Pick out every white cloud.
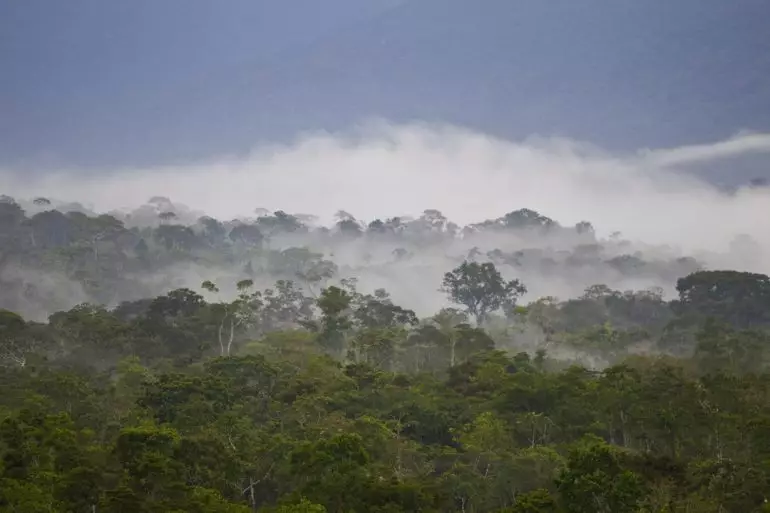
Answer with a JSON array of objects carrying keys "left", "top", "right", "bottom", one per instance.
[
  {"left": 640, "top": 131, "right": 770, "bottom": 167},
  {"left": 2, "top": 122, "right": 769, "bottom": 257}
]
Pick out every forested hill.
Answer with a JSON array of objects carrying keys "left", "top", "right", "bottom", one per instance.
[{"left": 2, "top": 194, "right": 770, "bottom": 511}]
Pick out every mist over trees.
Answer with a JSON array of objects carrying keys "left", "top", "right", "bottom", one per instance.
[
  {"left": 0, "top": 194, "right": 710, "bottom": 322},
  {"left": 1, "top": 194, "right": 770, "bottom": 511}
]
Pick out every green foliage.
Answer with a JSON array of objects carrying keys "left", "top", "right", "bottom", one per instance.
[
  {"left": 272, "top": 497, "right": 327, "bottom": 513},
  {"left": 1, "top": 214, "right": 770, "bottom": 512},
  {"left": 442, "top": 261, "right": 527, "bottom": 326},
  {"left": 675, "top": 270, "right": 770, "bottom": 329},
  {"left": 556, "top": 439, "right": 646, "bottom": 513}
]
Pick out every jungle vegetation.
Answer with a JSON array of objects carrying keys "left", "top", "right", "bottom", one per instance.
[{"left": 1, "top": 194, "right": 770, "bottom": 512}]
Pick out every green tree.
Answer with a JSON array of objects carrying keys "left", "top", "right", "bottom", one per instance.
[
  {"left": 442, "top": 261, "right": 526, "bottom": 326},
  {"left": 556, "top": 439, "right": 646, "bottom": 513},
  {"left": 316, "top": 286, "right": 353, "bottom": 357},
  {"left": 674, "top": 270, "right": 770, "bottom": 328},
  {"left": 202, "top": 279, "right": 263, "bottom": 357}
]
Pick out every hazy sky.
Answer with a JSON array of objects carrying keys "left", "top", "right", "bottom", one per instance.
[{"left": 2, "top": 0, "right": 770, "bottom": 173}]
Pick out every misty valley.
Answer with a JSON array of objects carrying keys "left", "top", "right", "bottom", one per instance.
[{"left": 1, "top": 194, "right": 770, "bottom": 512}]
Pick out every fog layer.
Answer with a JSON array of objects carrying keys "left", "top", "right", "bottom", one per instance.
[
  {"left": 2, "top": 123, "right": 769, "bottom": 318},
  {"left": 3, "top": 123, "right": 768, "bottom": 246}
]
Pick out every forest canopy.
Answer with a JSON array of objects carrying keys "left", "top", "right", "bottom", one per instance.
[{"left": 1, "top": 194, "right": 770, "bottom": 512}]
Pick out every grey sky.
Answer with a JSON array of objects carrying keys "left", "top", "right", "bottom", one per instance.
[{"left": 1, "top": 0, "right": 769, "bottom": 177}]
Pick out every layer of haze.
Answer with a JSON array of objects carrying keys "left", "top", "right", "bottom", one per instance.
[
  {"left": 4, "top": 122, "right": 770, "bottom": 247},
  {"left": 3, "top": 123, "right": 770, "bottom": 318}
]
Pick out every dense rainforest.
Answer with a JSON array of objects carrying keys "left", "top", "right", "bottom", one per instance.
[{"left": 1, "top": 194, "right": 770, "bottom": 512}]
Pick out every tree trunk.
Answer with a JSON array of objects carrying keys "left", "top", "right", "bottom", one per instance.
[
  {"left": 248, "top": 478, "right": 256, "bottom": 512},
  {"left": 226, "top": 317, "right": 236, "bottom": 356},
  {"left": 619, "top": 409, "right": 628, "bottom": 448},
  {"left": 218, "top": 319, "right": 226, "bottom": 356}
]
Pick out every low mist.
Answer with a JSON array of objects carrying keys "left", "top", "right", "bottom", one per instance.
[{"left": 2, "top": 122, "right": 770, "bottom": 319}]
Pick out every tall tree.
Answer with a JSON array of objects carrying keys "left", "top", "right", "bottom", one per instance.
[
  {"left": 674, "top": 270, "right": 770, "bottom": 328},
  {"left": 442, "top": 261, "right": 526, "bottom": 326},
  {"left": 202, "top": 280, "right": 263, "bottom": 357}
]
